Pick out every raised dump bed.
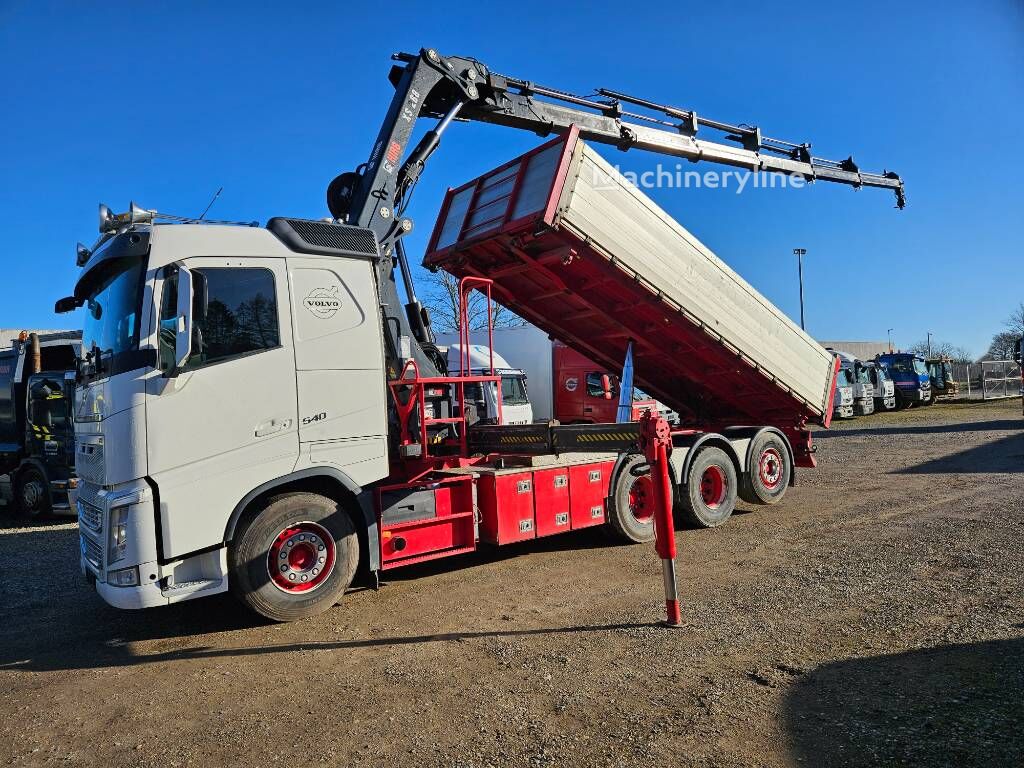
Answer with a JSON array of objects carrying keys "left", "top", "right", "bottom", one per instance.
[{"left": 423, "top": 128, "right": 839, "bottom": 460}]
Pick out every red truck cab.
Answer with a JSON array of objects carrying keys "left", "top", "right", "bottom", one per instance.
[{"left": 552, "top": 342, "right": 657, "bottom": 424}]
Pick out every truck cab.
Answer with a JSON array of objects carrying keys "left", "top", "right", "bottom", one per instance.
[
  {"left": 0, "top": 333, "right": 80, "bottom": 515},
  {"left": 864, "top": 361, "right": 896, "bottom": 411},
  {"left": 833, "top": 353, "right": 874, "bottom": 416},
  {"left": 925, "top": 357, "right": 958, "bottom": 401},
  {"left": 552, "top": 342, "right": 658, "bottom": 424},
  {"left": 832, "top": 364, "right": 856, "bottom": 419},
  {"left": 876, "top": 352, "right": 931, "bottom": 409},
  {"left": 444, "top": 344, "right": 532, "bottom": 425}
]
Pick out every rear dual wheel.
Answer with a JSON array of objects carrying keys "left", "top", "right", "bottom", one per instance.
[
  {"left": 678, "top": 446, "right": 738, "bottom": 528},
  {"left": 230, "top": 492, "right": 359, "bottom": 622},
  {"left": 607, "top": 454, "right": 657, "bottom": 544},
  {"left": 738, "top": 434, "right": 791, "bottom": 506}
]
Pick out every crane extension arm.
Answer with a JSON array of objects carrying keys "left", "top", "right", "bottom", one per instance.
[{"left": 329, "top": 47, "right": 905, "bottom": 377}]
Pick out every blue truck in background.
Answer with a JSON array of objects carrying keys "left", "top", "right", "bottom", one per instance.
[{"left": 875, "top": 352, "right": 932, "bottom": 409}]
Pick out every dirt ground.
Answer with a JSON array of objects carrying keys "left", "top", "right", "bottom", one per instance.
[{"left": 1, "top": 399, "right": 1022, "bottom": 767}]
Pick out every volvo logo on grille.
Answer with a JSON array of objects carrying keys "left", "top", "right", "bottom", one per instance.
[{"left": 304, "top": 286, "right": 342, "bottom": 319}]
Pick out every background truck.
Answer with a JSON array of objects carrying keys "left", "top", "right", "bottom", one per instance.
[
  {"left": 441, "top": 343, "right": 532, "bottom": 425},
  {"left": 56, "top": 46, "right": 902, "bottom": 622},
  {"left": 832, "top": 362, "right": 856, "bottom": 419},
  {"left": 863, "top": 360, "right": 897, "bottom": 410},
  {"left": 0, "top": 331, "right": 81, "bottom": 515},
  {"left": 925, "top": 356, "right": 958, "bottom": 400},
  {"left": 438, "top": 325, "right": 662, "bottom": 424},
  {"left": 876, "top": 352, "right": 932, "bottom": 408},
  {"left": 830, "top": 351, "right": 874, "bottom": 416}
]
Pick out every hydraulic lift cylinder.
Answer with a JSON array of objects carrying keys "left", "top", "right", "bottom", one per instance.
[{"left": 639, "top": 412, "right": 681, "bottom": 626}]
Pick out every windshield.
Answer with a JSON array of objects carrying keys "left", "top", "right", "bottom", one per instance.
[
  {"left": 873, "top": 366, "right": 889, "bottom": 382},
  {"left": 29, "top": 378, "right": 70, "bottom": 429},
  {"left": 501, "top": 375, "right": 529, "bottom": 405},
  {"left": 855, "top": 365, "right": 870, "bottom": 385},
  {"left": 81, "top": 259, "right": 144, "bottom": 359},
  {"left": 883, "top": 356, "right": 918, "bottom": 375},
  {"left": 913, "top": 358, "right": 928, "bottom": 376},
  {"left": 837, "top": 369, "right": 854, "bottom": 387}
]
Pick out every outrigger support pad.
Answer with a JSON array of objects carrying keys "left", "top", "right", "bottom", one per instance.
[{"left": 638, "top": 411, "right": 681, "bottom": 627}]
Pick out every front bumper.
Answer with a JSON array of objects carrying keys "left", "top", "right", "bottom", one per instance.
[{"left": 77, "top": 479, "right": 228, "bottom": 609}]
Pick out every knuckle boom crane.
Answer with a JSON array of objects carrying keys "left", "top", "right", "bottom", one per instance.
[{"left": 327, "top": 47, "right": 905, "bottom": 380}]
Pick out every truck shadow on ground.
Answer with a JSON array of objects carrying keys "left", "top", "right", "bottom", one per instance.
[
  {"left": 815, "top": 417, "right": 1022, "bottom": 439},
  {"left": 896, "top": 431, "right": 1024, "bottom": 474},
  {"left": 784, "top": 636, "right": 1024, "bottom": 767},
  {"left": 0, "top": 523, "right": 662, "bottom": 674}
]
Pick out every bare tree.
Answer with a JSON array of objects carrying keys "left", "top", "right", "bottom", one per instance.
[
  {"left": 985, "top": 331, "right": 1020, "bottom": 361},
  {"left": 1005, "top": 302, "right": 1024, "bottom": 335},
  {"left": 420, "top": 269, "right": 526, "bottom": 334},
  {"left": 906, "top": 339, "right": 972, "bottom": 364}
]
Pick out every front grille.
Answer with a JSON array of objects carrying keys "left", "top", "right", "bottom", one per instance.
[
  {"left": 81, "top": 533, "right": 102, "bottom": 574},
  {"left": 76, "top": 440, "right": 105, "bottom": 484},
  {"left": 78, "top": 498, "right": 103, "bottom": 535},
  {"left": 284, "top": 219, "right": 377, "bottom": 255}
]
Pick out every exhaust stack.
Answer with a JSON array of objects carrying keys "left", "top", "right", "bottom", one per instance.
[{"left": 29, "top": 332, "right": 41, "bottom": 374}]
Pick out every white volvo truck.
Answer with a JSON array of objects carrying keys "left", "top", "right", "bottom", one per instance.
[{"left": 56, "top": 47, "right": 903, "bottom": 621}]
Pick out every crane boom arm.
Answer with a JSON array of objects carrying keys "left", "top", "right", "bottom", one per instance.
[{"left": 329, "top": 47, "right": 905, "bottom": 379}]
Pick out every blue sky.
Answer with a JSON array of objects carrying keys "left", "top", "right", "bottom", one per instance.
[{"left": 1, "top": 1, "right": 1021, "bottom": 357}]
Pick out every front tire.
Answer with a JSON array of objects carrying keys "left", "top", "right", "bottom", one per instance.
[
  {"left": 230, "top": 492, "right": 359, "bottom": 622},
  {"left": 678, "top": 446, "right": 738, "bottom": 528},
  {"left": 15, "top": 467, "right": 51, "bottom": 517},
  {"left": 738, "top": 434, "right": 791, "bottom": 506},
  {"left": 606, "top": 453, "right": 657, "bottom": 544}
]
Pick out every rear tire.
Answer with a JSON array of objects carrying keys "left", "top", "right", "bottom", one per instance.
[
  {"left": 738, "top": 433, "right": 791, "bottom": 506},
  {"left": 606, "top": 454, "right": 657, "bottom": 544},
  {"left": 15, "top": 466, "right": 51, "bottom": 517},
  {"left": 678, "top": 447, "right": 737, "bottom": 528},
  {"left": 230, "top": 492, "right": 359, "bottom": 622}
]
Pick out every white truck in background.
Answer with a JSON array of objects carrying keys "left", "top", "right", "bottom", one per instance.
[
  {"left": 441, "top": 344, "right": 532, "bottom": 425},
  {"left": 864, "top": 360, "right": 897, "bottom": 410},
  {"left": 832, "top": 364, "right": 856, "bottom": 420},
  {"left": 832, "top": 351, "right": 875, "bottom": 416}
]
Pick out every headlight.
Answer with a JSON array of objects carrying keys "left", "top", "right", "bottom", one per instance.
[{"left": 108, "top": 505, "right": 130, "bottom": 565}]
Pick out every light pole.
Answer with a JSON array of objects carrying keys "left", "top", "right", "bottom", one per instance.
[
  {"left": 927, "top": 331, "right": 933, "bottom": 357},
  {"left": 887, "top": 328, "right": 894, "bottom": 352},
  {"left": 793, "top": 248, "right": 807, "bottom": 330}
]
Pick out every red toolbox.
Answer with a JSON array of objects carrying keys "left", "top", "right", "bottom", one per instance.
[
  {"left": 478, "top": 470, "right": 536, "bottom": 545},
  {"left": 568, "top": 461, "right": 613, "bottom": 529},
  {"left": 378, "top": 477, "right": 476, "bottom": 569},
  {"left": 533, "top": 467, "right": 571, "bottom": 538}
]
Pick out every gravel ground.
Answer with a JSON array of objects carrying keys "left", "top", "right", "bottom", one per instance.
[{"left": 1, "top": 399, "right": 1022, "bottom": 767}]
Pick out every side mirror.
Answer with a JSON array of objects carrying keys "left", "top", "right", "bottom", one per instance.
[
  {"left": 601, "top": 374, "right": 613, "bottom": 400},
  {"left": 55, "top": 296, "right": 82, "bottom": 314},
  {"left": 175, "top": 265, "right": 194, "bottom": 368}
]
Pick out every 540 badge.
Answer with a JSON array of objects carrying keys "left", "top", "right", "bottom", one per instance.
[{"left": 304, "top": 286, "right": 342, "bottom": 319}]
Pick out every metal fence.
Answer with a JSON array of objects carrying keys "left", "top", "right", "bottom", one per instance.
[{"left": 951, "top": 360, "right": 1022, "bottom": 400}]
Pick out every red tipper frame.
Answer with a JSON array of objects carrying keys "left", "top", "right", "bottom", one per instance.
[{"left": 423, "top": 127, "right": 830, "bottom": 468}]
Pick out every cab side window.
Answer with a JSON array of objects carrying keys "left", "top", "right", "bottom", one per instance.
[{"left": 159, "top": 267, "right": 280, "bottom": 371}]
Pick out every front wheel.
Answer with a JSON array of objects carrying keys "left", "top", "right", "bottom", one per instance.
[
  {"left": 230, "top": 492, "right": 359, "bottom": 622},
  {"left": 15, "top": 467, "right": 51, "bottom": 517},
  {"left": 739, "top": 434, "right": 791, "bottom": 506},
  {"left": 678, "top": 447, "right": 738, "bottom": 528}
]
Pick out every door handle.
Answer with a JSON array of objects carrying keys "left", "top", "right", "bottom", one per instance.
[{"left": 255, "top": 418, "right": 291, "bottom": 437}]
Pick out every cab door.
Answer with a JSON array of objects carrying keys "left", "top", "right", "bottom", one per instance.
[{"left": 146, "top": 257, "right": 299, "bottom": 559}]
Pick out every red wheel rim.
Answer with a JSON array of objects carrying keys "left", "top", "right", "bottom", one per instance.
[
  {"left": 758, "top": 448, "right": 784, "bottom": 490},
  {"left": 268, "top": 521, "right": 336, "bottom": 594},
  {"left": 628, "top": 475, "right": 655, "bottom": 523},
  {"left": 700, "top": 465, "right": 727, "bottom": 509}
]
